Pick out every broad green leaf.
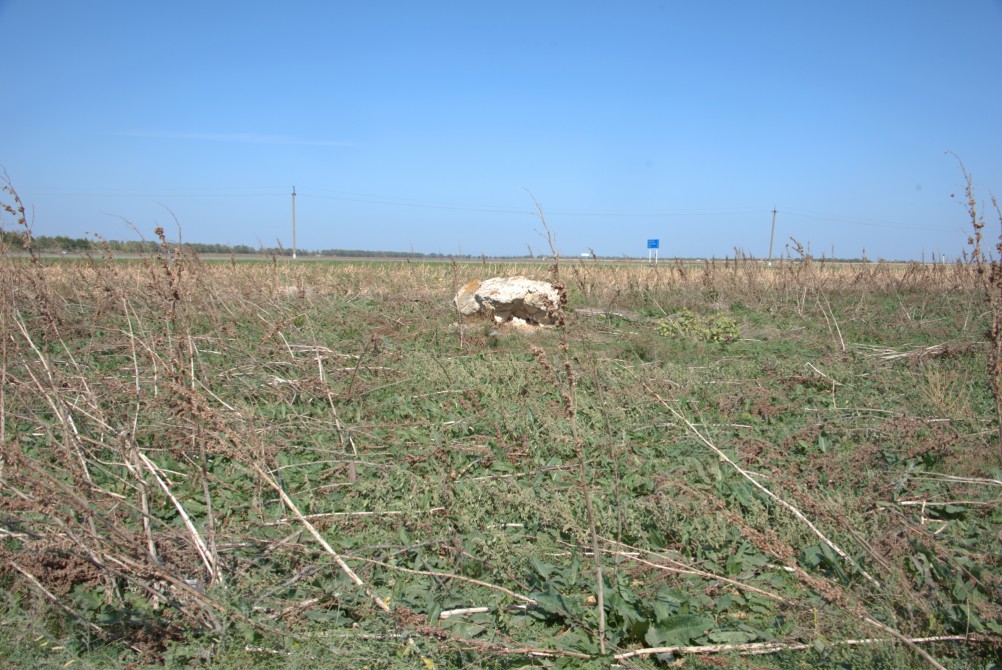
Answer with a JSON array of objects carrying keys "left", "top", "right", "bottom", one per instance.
[
  {"left": 607, "top": 590, "right": 643, "bottom": 625},
  {"left": 929, "top": 505, "right": 968, "bottom": 520},
  {"left": 530, "top": 557, "right": 554, "bottom": 581},
  {"left": 306, "top": 609, "right": 341, "bottom": 623},
  {"left": 653, "top": 599, "right": 677, "bottom": 622},
  {"left": 554, "top": 629, "right": 602, "bottom": 656},
  {"left": 440, "top": 621, "right": 486, "bottom": 638},
  {"left": 644, "top": 615, "right": 714, "bottom": 647},
  {"left": 709, "top": 630, "right": 758, "bottom": 644},
  {"left": 725, "top": 552, "right": 743, "bottom": 576},
  {"left": 530, "top": 584, "right": 576, "bottom": 621},
  {"left": 817, "top": 434, "right": 829, "bottom": 452},
  {"left": 567, "top": 554, "right": 580, "bottom": 587}
]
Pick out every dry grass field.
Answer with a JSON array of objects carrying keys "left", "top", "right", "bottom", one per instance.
[{"left": 1, "top": 186, "right": 1001, "bottom": 668}]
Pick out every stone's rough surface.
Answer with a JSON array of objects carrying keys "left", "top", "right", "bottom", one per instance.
[
  {"left": 453, "top": 276, "right": 562, "bottom": 325},
  {"left": 454, "top": 280, "right": 483, "bottom": 316}
]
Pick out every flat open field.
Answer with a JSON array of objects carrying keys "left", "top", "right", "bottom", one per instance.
[{"left": 1, "top": 249, "right": 1000, "bottom": 668}]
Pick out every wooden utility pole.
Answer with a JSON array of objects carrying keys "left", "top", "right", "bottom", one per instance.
[
  {"left": 768, "top": 207, "right": 777, "bottom": 265},
  {"left": 291, "top": 186, "right": 297, "bottom": 260}
]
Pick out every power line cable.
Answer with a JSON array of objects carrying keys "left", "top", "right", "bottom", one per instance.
[
  {"left": 24, "top": 183, "right": 959, "bottom": 232},
  {"left": 777, "top": 207, "right": 955, "bottom": 232}
]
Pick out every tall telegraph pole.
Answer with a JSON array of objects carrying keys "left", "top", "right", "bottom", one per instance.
[
  {"left": 290, "top": 188, "right": 296, "bottom": 260},
  {"left": 767, "top": 207, "right": 777, "bottom": 266}
]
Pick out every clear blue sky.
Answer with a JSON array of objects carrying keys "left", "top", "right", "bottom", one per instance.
[{"left": 2, "top": 1, "right": 1000, "bottom": 259}]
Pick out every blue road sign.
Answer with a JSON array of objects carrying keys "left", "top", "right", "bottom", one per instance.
[{"left": 647, "top": 239, "right": 660, "bottom": 249}]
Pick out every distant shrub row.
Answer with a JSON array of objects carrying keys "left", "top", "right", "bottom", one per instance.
[{"left": 0, "top": 230, "right": 480, "bottom": 258}]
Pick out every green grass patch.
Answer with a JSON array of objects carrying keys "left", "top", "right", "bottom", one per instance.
[{"left": 0, "top": 251, "right": 999, "bottom": 668}]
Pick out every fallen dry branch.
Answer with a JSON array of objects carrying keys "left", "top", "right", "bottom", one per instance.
[
  {"left": 595, "top": 539, "right": 786, "bottom": 602},
  {"left": 264, "top": 507, "right": 446, "bottom": 526},
  {"left": 897, "top": 499, "right": 1000, "bottom": 507},
  {"left": 349, "top": 555, "right": 537, "bottom": 605},
  {"left": 860, "top": 616, "right": 949, "bottom": 670},
  {"left": 573, "top": 307, "right": 643, "bottom": 321},
  {"left": 481, "top": 644, "right": 591, "bottom": 660},
  {"left": 614, "top": 634, "right": 996, "bottom": 662},
  {"left": 438, "top": 606, "right": 491, "bottom": 619},
  {"left": 912, "top": 471, "right": 1002, "bottom": 487},
  {"left": 855, "top": 341, "right": 982, "bottom": 363},
  {"left": 135, "top": 450, "right": 217, "bottom": 581}
]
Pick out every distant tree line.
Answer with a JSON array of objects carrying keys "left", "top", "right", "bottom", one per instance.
[
  {"left": 0, "top": 230, "right": 480, "bottom": 259},
  {"left": 2, "top": 232, "right": 908, "bottom": 263}
]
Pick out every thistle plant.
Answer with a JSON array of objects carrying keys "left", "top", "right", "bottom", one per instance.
[{"left": 957, "top": 156, "right": 1002, "bottom": 458}]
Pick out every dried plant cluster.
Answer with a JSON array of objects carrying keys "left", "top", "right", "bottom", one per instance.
[
  {"left": 0, "top": 177, "right": 1000, "bottom": 668},
  {"left": 956, "top": 158, "right": 1002, "bottom": 456}
]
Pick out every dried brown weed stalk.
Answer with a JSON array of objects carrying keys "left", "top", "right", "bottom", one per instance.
[{"left": 956, "top": 154, "right": 1002, "bottom": 458}]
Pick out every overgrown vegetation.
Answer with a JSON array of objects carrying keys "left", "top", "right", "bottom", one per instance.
[
  {"left": 1, "top": 177, "right": 1001, "bottom": 668},
  {"left": 657, "top": 308, "right": 740, "bottom": 343}
]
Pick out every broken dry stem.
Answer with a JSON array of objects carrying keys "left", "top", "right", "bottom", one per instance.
[
  {"left": 349, "top": 556, "right": 536, "bottom": 605},
  {"left": 252, "top": 462, "right": 392, "bottom": 613}
]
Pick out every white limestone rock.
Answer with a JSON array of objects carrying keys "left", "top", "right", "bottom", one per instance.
[{"left": 453, "top": 276, "right": 563, "bottom": 325}]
